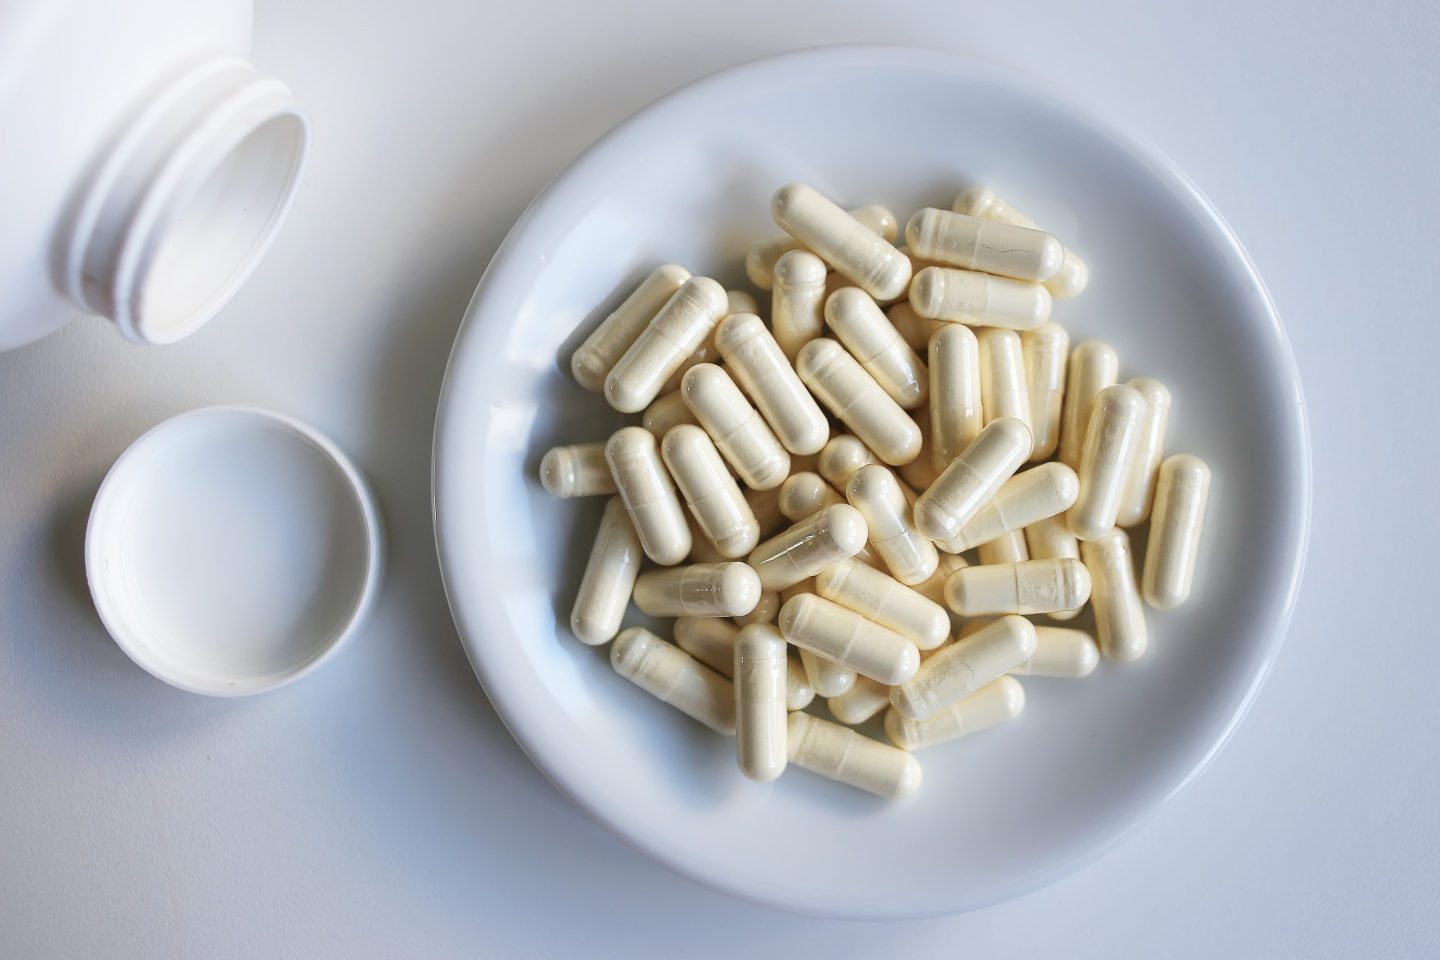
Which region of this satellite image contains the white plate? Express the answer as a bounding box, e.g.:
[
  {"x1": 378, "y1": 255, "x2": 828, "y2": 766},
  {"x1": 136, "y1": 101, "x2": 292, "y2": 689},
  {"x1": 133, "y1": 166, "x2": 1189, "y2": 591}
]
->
[{"x1": 432, "y1": 46, "x2": 1310, "y2": 917}]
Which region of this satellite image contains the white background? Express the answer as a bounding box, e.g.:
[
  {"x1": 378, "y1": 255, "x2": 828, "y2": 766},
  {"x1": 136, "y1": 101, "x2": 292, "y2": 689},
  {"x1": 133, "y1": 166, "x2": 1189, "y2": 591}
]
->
[{"x1": 2, "y1": 1, "x2": 1437, "y2": 956}]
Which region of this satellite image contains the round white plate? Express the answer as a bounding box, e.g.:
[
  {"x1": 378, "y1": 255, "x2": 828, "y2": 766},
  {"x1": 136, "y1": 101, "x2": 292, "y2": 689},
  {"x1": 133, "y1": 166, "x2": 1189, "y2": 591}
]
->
[{"x1": 432, "y1": 46, "x2": 1310, "y2": 917}]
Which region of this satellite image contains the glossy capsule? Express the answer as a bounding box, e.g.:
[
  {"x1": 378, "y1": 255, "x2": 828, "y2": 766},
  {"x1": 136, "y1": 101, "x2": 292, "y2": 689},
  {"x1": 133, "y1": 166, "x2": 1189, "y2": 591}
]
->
[
  {"x1": 606, "y1": 426, "x2": 691, "y2": 565},
  {"x1": 539, "y1": 442, "x2": 616, "y2": 498},
  {"x1": 570, "y1": 496, "x2": 644, "y2": 645},
  {"x1": 1082, "y1": 529, "x2": 1148, "y2": 662},
  {"x1": 661, "y1": 424, "x2": 760, "y2": 559},
  {"x1": 798, "y1": 339, "x2": 922, "y2": 466},
  {"x1": 780, "y1": 593, "x2": 921, "y2": 685},
  {"x1": 787, "y1": 713, "x2": 922, "y2": 799},
  {"x1": 824, "y1": 288, "x2": 928, "y2": 410},
  {"x1": 747, "y1": 503, "x2": 869, "y2": 591},
  {"x1": 908, "y1": 266, "x2": 1051, "y2": 331},
  {"x1": 1010, "y1": 626, "x2": 1099, "y2": 678},
  {"x1": 642, "y1": 389, "x2": 698, "y2": 436},
  {"x1": 771, "y1": 183, "x2": 912, "y2": 301},
  {"x1": 604, "y1": 276, "x2": 728, "y2": 413},
  {"x1": 889, "y1": 302, "x2": 946, "y2": 353},
  {"x1": 1068, "y1": 384, "x2": 1147, "y2": 540},
  {"x1": 778, "y1": 471, "x2": 845, "y2": 521},
  {"x1": 673, "y1": 618, "x2": 814, "y2": 710},
  {"x1": 770, "y1": 251, "x2": 828, "y2": 362},
  {"x1": 735, "y1": 624, "x2": 788, "y2": 782},
  {"x1": 682, "y1": 363, "x2": 790, "y2": 490},
  {"x1": 845, "y1": 464, "x2": 939, "y2": 585},
  {"x1": 904, "y1": 208, "x2": 1063, "y2": 282},
  {"x1": 1024, "y1": 515, "x2": 1083, "y2": 621},
  {"x1": 913, "y1": 418, "x2": 1033, "y2": 542},
  {"x1": 945, "y1": 558, "x2": 1091, "y2": 616},
  {"x1": 816, "y1": 558, "x2": 950, "y2": 650},
  {"x1": 1022, "y1": 321, "x2": 1070, "y2": 460},
  {"x1": 817, "y1": 434, "x2": 875, "y2": 490},
  {"x1": 890, "y1": 615, "x2": 1036, "y2": 720},
  {"x1": 611, "y1": 627, "x2": 735, "y2": 734},
  {"x1": 929, "y1": 324, "x2": 983, "y2": 472},
  {"x1": 977, "y1": 327, "x2": 1032, "y2": 432},
  {"x1": 952, "y1": 186, "x2": 1090, "y2": 299},
  {"x1": 799, "y1": 648, "x2": 857, "y2": 698},
  {"x1": 715, "y1": 312, "x2": 829, "y2": 455},
  {"x1": 828, "y1": 675, "x2": 893, "y2": 726},
  {"x1": 1143, "y1": 454, "x2": 1212, "y2": 610},
  {"x1": 977, "y1": 529, "x2": 1029, "y2": 565},
  {"x1": 1117, "y1": 378, "x2": 1173, "y2": 526},
  {"x1": 951, "y1": 462, "x2": 1080, "y2": 551},
  {"x1": 733, "y1": 590, "x2": 780, "y2": 627},
  {"x1": 632, "y1": 562, "x2": 762, "y2": 618},
  {"x1": 745, "y1": 205, "x2": 898, "y2": 290},
  {"x1": 571, "y1": 264, "x2": 692, "y2": 391},
  {"x1": 1058, "y1": 341, "x2": 1119, "y2": 469},
  {"x1": 886, "y1": 675, "x2": 1025, "y2": 750}
]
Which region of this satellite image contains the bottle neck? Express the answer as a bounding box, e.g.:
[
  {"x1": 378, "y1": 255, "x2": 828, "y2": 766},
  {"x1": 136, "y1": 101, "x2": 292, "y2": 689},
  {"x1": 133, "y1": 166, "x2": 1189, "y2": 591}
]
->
[{"x1": 61, "y1": 56, "x2": 308, "y2": 345}]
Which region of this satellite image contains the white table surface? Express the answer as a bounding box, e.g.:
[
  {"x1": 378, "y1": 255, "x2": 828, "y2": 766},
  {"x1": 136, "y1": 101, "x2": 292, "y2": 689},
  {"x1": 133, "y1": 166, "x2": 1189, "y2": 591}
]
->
[{"x1": 3, "y1": 1, "x2": 1437, "y2": 956}]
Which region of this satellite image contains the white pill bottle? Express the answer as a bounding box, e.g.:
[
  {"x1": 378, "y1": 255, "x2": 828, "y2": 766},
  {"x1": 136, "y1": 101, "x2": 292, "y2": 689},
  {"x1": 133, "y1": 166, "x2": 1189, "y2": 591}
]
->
[{"x1": 0, "y1": 0, "x2": 307, "y2": 351}]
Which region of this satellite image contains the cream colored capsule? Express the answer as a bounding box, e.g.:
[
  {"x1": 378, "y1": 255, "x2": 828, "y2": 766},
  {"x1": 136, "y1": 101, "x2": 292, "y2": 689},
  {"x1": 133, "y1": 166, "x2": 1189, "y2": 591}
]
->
[
  {"x1": 828, "y1": 675, "x2": 891, "y2": 725},
  {"x1": 685, "y1": 513, "x2": 728, "y2": 563},
  {"x1": 674, "y1": 618, "x2": 814, "y2": 709},
  {"x1": 1022, "y1": 321, "x2": 1069, "y2": 460},
  {"x1": 816, "y1": 558, "x2": 949, "y2": 650},
  {"x1": 977, "y1": 529, "x2": 1029, "y2": 565},
  {"x1": 952, "y1": 187, "x2": 1090, "y2": 299},
  {"x1": 642, "y1": 389, "x2": 698, "y2": 436},
  {"x1": 908, "y1": 266, "x2": 1050, "y2": 331},
  {"x1": 928, "y1": 324, "x2": 983, "y2": 473},
  {"x1": 1117, "y1": 378, "x2": 1173, "y2": 526},
  {"x1": 1082, "y1": 529, "x2": 1147, "y2": 662},
  {"x1": 799, "y1": 648, "x2": 857, "y2": 698},
  {"x1": 682, "y1": 363, "x2": 790, "y2": 490},
  {"x1": 1058, "y1": 341, "x2": 1119, "y2": 468},
  {"x1": 787, "y1": 712, "x2": 922, "y2": 799},
  {"x1": 611, "y1": 628, "x2": 734, "y2": 734},
  {"x1": 977, "y1": 327, "x2": 1031, "y2": 432},
  {"x1": 606, "y1": 426, "x2": 691, "y2": 565},
  {"x1": 824, "y1": 288, "x2": 928, "y2": 410},
  {"x1": 714, "y1": 312, "x2": 829, "y2": 455},
  {"x1": 771, "y1": 183, "x2": 912, "y2": 301},
  {"x1": 886, "y1": 675, "x2": 1025, "y2": 749},
  {"x1": 945, "y1": 558, "x2": 1091, "y2": 616},
  {"x1": 745, "y1": 205, "x2": 898, "y2": 290},
  {"x1": 747, "y1": 503, "x2": 869, "y2": 591},
  {"x1": 905, "y1": 208, "x2": 1063, "y2": 282},
  {"x1": 734, "y1": 590, "x2": 780, "y2": 626},
  {"x1": 898, "y1": 406, "x2": 942, "y2": 492},
  {"x1": 659, "y1": 328, "x2": 720, "y2": 396},
  {"x1": 780, "y1": 593, "x2": 920, "y2": 685},
  {"x1": 570, "y1": 496, "x2": 644, "y2": 645},
  {"x1": 605, "y1": 276, "x2": 728, "y2": 413},
  {"x1": 845, "y1": 464, "x2": 938, "y2": 585},
  {"x1": 633, "y1": 562, "x2": 762, "y2": 618},
  {"x1": 727, "y1": 289, "x2": 758, "y2": 315},
  {"x1": 1068, "y1": 384, "x2": 1147, "y2": 540},
  {"x1": 661, "y1": 424, "x2": 760, "y2": 559},
  {"x1": 1143, "y1": 454, "x2": 1211, "y2": 610},
  {"x1": 539, "y1": 442, "x2": 616, "y2": 498},
  {"x1": 913, "y1": 417, "x2": 1033, "y2": 542},
  {"x1": 915, "y1": 553, "x2": 968, "y2": 632},
  {"x1": 1011, "y1": 626, "x2": 1099, "y2": 677},
  {"x1": 735, "y1": 624, "x2": 788, "y2": 782},
  {"x1": 798, "y1": 339, "x2": 922, "y2": 466},
  {"x1": 890, "y1": 616, "x2": 1035, "y2": 720},
  {"x1": 770, "y1": 250, "x2": 829, "y2": 362},
  {"x1": 889, "y1": 302, "x2": 946, "y2": 353},
  {"x1": 818, "y1": 434, "x2": 875, "y2": 489},
  {"x1": 572, "y1": 264, "x2": 692, "y2": 391},
  {"x1": 778, "y1": 472, "x2": 844, "y2": 521},
  {"x1": 1023, "y1": 514, "x2": 1082, "y2": 620},
  {"x1": 951, "y1": 462, "x2": 1080, "y2": 551}
]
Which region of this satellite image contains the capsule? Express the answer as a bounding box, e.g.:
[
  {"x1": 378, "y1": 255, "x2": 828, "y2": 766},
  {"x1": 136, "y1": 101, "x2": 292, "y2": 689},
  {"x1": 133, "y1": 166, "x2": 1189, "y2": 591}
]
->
[
  {"x1": 571, "y1": 264, "x2": 692, "y2": 391},
  {"x1": 890, "y1": 616, "x2": 1035, "y2": 720},
  {"x1": 914, "y1": 553, "x2": 967, "y2": 632},
  {"x1": 660, "y1": 424, "x2": 759, "y2": 559},
  {"x1": 726, "y1": 289, "x2": 759, "y2": 316},
  {"x1": 815, "y1": 558, "x2": 950, "y2": 650},
  {"x1": 945, "y1": 558, "x2": 1091, "y2": 616},
  {"x1": 951, "y1": 187, "x2": 1090, "y2": 299},
  {"x1": 951, "y1": 462, "x2": 1080, "y2": 551},
  {"x1": 1058, "y1": 341, "x2": 1119, "y2": 469},
  {"x1": 538, "y1": 442, "x2": 616, "y2": 498},
  {"x1": 797, "y1": 339, "x2": 922, "y2": 466},
  {"x1": 908, "y1": 266, "x2": 1050, "y2": 331},
  {"x1": 1081, "y1": 529, "x2": 1148, "y2": 662},
  {"x1": 714, "y1": 312, "x2": 829, "y2": 455},
  {"x1": 569, "y1": 497, "x2": 644, "y2": 645},
  {"x1": 913, "y1": 418, "x2": 1033, "y2": 542},
  {"x1": 824, "y1": 288, "x2": 928, "y2": 410},
  {"x1": 1068, "y1": 384, "x2": 1147, "y2": 540},
  {"x1": 770, "y1": 251, "x2": 829, "y2": 362},
  {"x1": 799, "y1": 648, "x2": 857, "y2": 697},
  {"x1": 733, "y1": 589, "x2": 780, "y2": 626},
  {"x1": 889, "y1": 302, "x2": 946, "y2": 353},
  {"x1": 826, "y1": 675, "x2": 892, "y2": 725},
  {"x1": 744, "y1": 485, "x2": 787, "y2": 538},
  {"x1": 787, "y1": 712, "x2": 922, "y2": 798},
  {"x1": 886, "y1": 675, "x2": 1026, "y2": 750},
  {"x1": 681, "y1": 363, "x2": 790, "y2": 490},
  {"x1": 685, "y1": 513, "x2": 728, "y2": 563},
  {"x1": 771, "y1": 183, "x2": 912, "y2": 301},
  {"x1": 977, "y1": 327, "x2": 1031, "y2": 433},
  {"x1": 845, "y1": 465, "x2": 938, "y2": 585},
  {"x1": 734, "y1": 624, "x2": 788, "y2": 782},
  {"x1": 633, "y1": 562, "x2": 762, "y2": 618},
  {"x1": 977, "y1": 529, "x2": 1029, "y2": 565},
  {"x1": 674, "y1": 617, "x2": 814, "y2": 709},
  {"x1": 610, "y1": 627, "x2": 735, "y2": 734},
  {"x1": 745, "y1": 205, "x2": 898, "y2": 290},
  {"x1": 817, "y1": 434, "x2": 875, "y2": 489},
  {"x1": 1022, "y1": 321, "x2": 1069, "y2": 461},
  {"x1": 642, "y1": 389, "x2": 698, "y2": 436},
  {"x1": 1117, "y1": 378, "x2": 1173, "y2": 526},
  {"x1": 778, "y1": 471, "x2": 845, "y2": 521},
  {"x1": 897, "y1": 408, "x2": 942, "y2": 493},
  {"x1": 779, "y1": 593, "x2": 920, "y2": 685},
  {"x1": 904, "y1": 208, "x2": 1063, "y2": 282},
  {"x1": 928, "y1": 324, "x2": 983, "y2": 473},
  {"x1": 1023, "y1": 515, "x2": 1083, "y2": 621},
  {"x1": 1143, "y1": 454, "x2": 1212, "y2": 610},
  {"x1": 747, "y1": 503, "x2": 869, "y2": 591},
  {"x1": 606, "y1": 426, "x2": 691, "y2": 565},
  {"x1": 1010, "y1": 626, "x2": 1099, "y2": 677},
  {"x1": 604, "y1": 276, "x2": 728, "y2": 413},
  {"x1": 659, "y1": 328, "x2": 721, "y2": 396}
]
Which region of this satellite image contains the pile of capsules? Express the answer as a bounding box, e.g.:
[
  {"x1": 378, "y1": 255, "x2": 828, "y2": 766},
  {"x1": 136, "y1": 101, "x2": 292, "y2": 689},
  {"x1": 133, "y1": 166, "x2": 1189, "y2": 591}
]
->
[{"x1": 538, "y1": 182, "x2": 1211, "y2": 800}]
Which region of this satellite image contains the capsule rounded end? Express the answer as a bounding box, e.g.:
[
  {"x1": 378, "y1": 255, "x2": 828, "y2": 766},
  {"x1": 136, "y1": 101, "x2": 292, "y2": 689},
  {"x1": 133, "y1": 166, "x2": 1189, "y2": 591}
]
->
[
  {"x1": 745, "y1": 249, "x2": 776, "y2": 291},
  {"x1": 952, "y1": 186, "x2": 997, "y2": 217},
  {"x1": 823, "y1": 284, "x2": 870, "y2": 325},
  {"x1": 871, "y1": 250, "x2": 914, "y2": 302},
  {"x1": 912, "y1": 494, "x2": 959, "y2": 544},
  {"x1": 908, "y1": 267, "x2": 946, "y2": 319},
  {"x1": 1022, "y1": 283, "x2": 1055, "y2": 329},
  {"x1": 1162, "y1": 452, "x2": 1212, "y2": 488},
  {"x1": 714, "y1": 520, "x2": 761, "y2": 560},
  {"x1": 770, "y1": 182, "x2": 810, "y2": 225},
  {"x1": 718, "y1": 562, "x2": 764, "y2": 618},
  {"x1": 605, "y1": 424, "x2": 656, "y2": 461},
  {"x1": 570, "y1": 610, "x2": 615, "y2": 647},
  {"x1": 888, "y1": 682, "x2": 929, "y2": 722},
  {"x1": 883, "y1": 709, "x2": 914, "y2": 749},
  {"x1": 773, "y1": 249, "x2": 827, "y2": 289},
  {"x1": 795, "y1": 337, "x2": 844, "y2": 380},
  {"x1": 678, "y1": 361, "x2": 727, "y2": 407},
  {"x1": 1048, "y1": 462, "x2": 1082, "y2": 509},
  {"x1": 994, "y1": 674, "x2": 1027, "y2": 718},
  {"x1": 1073, "y1": 636, "x2": 1101, "y2": 677},
  {"x1": 570, "y1": 354, "x2": 608, "y2": 392},
  {"x1": 901, "y1": 209, "x2": 928, "y2": 252},
  {"x1": 1035, "y1": 235, "x2": 1067, "y2": 283},
  {"x1": 610, "y1": 627, "x2": 658, "y2": 673},
  {"x1": 682, "y1": 275, "x2": 731, "y2": 318},
  {"x1": 713, "y1": 312, "x2": 767, "y2": 355},
  {"x1": 1046, "y1": 249, "x2": 1089, "y2": 299},
  {"x1": 1060, "y1": 559, "x2": 1093, "y2": 611},
  {"x1": 889, "y1": 642, "x2": 922, "y2": 686},
  {"x1": 739, "y1": 751, "x2": 786, "y2": 784},
  {"x1": 1000, "y1": 614, "x2": 1039, "y2": 659},
  {"x1": 824, "y1": 504, "x2": 871, "y2": 558},
  {"x1": 917, "y1": 606, "x2": 951, "y2": 651},
  {"x1": 538, "y1": 447, "x2": 573, "y2": 497},
  {"x1": 1104, "y1": 632, "x2": 1149, "y2": 664},
  {"x1": 891, "y1": 753, "x2": 924, "y2": 799},
  {"x1": 786, "y1": 671, "x2": 817, "y2": 712},
  {"x1": 603, "y1": 371, "x2": 654, "y2": 414}
]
